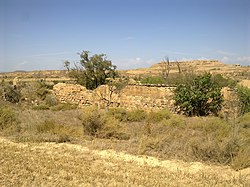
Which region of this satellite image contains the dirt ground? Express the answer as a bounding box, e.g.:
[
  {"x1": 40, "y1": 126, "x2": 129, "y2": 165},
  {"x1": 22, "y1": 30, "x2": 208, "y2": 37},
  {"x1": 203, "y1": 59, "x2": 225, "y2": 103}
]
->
[{"x1": 0, "y1": 137, "x2": 249, "y2": 186}]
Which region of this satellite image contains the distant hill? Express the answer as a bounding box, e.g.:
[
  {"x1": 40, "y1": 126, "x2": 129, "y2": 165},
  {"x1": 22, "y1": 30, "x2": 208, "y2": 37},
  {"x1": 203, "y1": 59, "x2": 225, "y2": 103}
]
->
[
  {"x1": 1, "y1": 60, "x2": 249, "y2": 81},
  {"x1": 120, "y1": 60, "x2": 250, "y2": 79}
]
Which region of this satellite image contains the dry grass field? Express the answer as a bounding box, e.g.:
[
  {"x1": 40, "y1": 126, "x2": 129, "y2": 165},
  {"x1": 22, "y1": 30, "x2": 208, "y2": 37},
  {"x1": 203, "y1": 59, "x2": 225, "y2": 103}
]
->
[
  {"x1": 0, "y1": 104, "x2": 249, "y2": 186},
  {"x1": 1, "y1": 60, "x2": 250, "y2": 186},
  {"x1": 1, "y1": 137, "x2": 249, "y2": 187}
]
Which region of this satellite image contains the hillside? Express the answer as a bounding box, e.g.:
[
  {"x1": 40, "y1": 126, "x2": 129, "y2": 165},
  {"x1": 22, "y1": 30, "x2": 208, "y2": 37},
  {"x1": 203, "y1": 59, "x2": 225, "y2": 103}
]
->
[
  {"x1": 121, "y1": 60, "x2": 250, "y2": 79},
  {"x1": 1, "y1": 60, "x2": 250, "y2": 81}
]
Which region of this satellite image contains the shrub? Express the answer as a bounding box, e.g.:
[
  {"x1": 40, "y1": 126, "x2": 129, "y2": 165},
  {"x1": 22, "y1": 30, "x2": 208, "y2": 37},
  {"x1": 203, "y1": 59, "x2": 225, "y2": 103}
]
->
[
  {"x1": 107, "y1": 108, "x2": 128, "y2": 122},
  {"x1": 188, "y1": 118, "x2": 240, "y2": 165},
  {"x1": 81, "y1": 107, "x2": 129, "y2": 139},
  {"x1": 20, "y1": 81, "x2": 51, "y2": 105},
  {"x1": 236, "y1": 85, "x2": 250, "y2": 115},
  {"x1": 3, "y1": 84, "x2": 21, "y2": 103},
  {"x1": 232, "y1": 147, "x2": 250, "y2": 170},
  {"x1": 98, "y1": 116, "x2": 129, "y2": 140},
  {"x1": 36, "y1": 119, "x2": 56, "y2": 133},
  {"x1": 127, "y1": 109, "x2": 147, "y2": 122},
  {"x1": 36, "y1": 119, "x2": 73, "y2": 143},
  {"x1": 212, "y1": 74, "x2": 238, "y2": 88},
  {"x1": 81, "y1": 108, "x2": 105, "y2": 136},
  {"x1": 174, "y1": 73, "x2": 223, "y2": 116},
  {"x1": 147, "y1": 110, "x2": 171, "y2": 123},
  {"x1": 36, "y1": 86, "x2": 49, "y2": 100},
  {"x1": 140, "y1": 76, "x2": 166, "y2": 84},
  {"x1": 162, "y1": 115, "x2": 186, "y2": 128},
  {"x1": 44, "y1": 94, "x2": 58, "y2": 107},
  {"x1": 237, "y1": 112, "x2": 250, "y2": 128},
  {"x1": 164, "y1": 73, "x2": 197, "y2": 86},
  {"x1": 0, "y1": 105, "x2": 19, "y2": 131}
]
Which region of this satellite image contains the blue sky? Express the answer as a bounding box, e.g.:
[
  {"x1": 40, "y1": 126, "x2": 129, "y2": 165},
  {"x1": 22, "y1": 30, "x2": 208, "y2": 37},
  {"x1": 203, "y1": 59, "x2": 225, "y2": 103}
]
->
[{"x1": 0, "y1": 0, "x2": 249, "y2": 72}]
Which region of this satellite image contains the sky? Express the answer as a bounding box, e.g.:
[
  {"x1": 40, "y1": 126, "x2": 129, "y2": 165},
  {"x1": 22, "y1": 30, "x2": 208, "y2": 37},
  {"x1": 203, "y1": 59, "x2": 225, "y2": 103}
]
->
[{"x1": 0, "y1": 0, "x2": 249, "y2": 72}]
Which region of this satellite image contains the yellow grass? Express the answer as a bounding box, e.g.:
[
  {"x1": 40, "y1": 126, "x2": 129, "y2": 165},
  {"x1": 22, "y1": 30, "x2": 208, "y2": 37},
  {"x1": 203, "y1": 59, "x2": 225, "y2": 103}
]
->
[{"x1": 0, "y1": 137, "x2": 249, "y2": 186}]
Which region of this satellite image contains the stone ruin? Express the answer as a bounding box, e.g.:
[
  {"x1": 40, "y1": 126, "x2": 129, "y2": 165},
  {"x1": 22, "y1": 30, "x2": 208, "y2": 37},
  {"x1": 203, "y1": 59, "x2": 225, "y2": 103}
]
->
[
  {"x1": 53, "y1": 83, "x2": 239, "y2": 118},
  {"x1": 53, "y1": 83, "x2": 176, "y2": 111}
]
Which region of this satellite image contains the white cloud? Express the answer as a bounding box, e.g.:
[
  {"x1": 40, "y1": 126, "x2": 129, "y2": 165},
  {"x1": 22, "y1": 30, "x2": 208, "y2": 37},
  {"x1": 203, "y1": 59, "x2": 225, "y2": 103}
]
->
[
  {"x1": 220, "y1": 56, "x2": 250, "y2": 65},
  {"x1": 221, "y1": 56, "x2": 230, "y2": 62},
  {"x1": 236, "y1": 56, "x2": 250, "y2": 63},
  {"x1": 114, "y1": 57, "x2": 157, "y2": 69},
  {"x1": 198, "y1": 57, "x2": 209, "y2": 60},
  {"x1": 135, "y1": 57, "x2": 141, "y2": 61},
  {"x1": 179, "y1": 57, "x2": 194, "y2": 61},
  {"x1": 19, "y1": 60, "x2": 29, "y2": 65},
  {"x1": 216, "y1": 50, "x2": 238, "y2": 56}
]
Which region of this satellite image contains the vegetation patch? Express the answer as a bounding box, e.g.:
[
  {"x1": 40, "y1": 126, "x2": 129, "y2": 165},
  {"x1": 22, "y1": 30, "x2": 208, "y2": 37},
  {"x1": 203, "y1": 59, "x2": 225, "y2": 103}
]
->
[{"x1": 174, "y1": 73, "x2": 223, "y2": 116}]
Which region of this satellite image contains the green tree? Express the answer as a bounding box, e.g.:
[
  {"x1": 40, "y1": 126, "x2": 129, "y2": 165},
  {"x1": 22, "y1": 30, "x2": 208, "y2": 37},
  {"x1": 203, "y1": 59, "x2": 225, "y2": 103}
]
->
[
  {"x1": 236, "y1": 85, "x2": 250, "y2": 115},
  {"x1": 66, "y1": 51, "x2": 118, "y2": 90},
  {"x1": 174, "y1": 73, "x2": 223, "y2": 116}
]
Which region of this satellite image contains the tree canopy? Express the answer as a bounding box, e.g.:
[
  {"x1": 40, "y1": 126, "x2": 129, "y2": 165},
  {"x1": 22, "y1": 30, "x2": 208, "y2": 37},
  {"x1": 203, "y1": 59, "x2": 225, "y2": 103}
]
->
[{"x1": 65, "y1": 51, "x2": 118, "y2": 90}]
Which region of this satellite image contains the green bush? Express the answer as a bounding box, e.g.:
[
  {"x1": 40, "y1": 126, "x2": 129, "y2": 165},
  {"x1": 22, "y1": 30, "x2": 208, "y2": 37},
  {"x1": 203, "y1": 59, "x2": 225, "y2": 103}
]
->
[
  {"x1": 36, "y1": 86, "x2": 49, "y2": 100},
  {"x1": 174, "y1": 73, "x2": 223, "y2": 116},
  {"x1": 165, "y1": 73, "x2": 197, "y2": 86},
  {"x1": 212, "y1": 74, "x2": 238, "y2": 88},
  {"x1": 3, "y1": 84, "x2": 21, "y2": 103},
  {"x1": 140, "y1": 76, "x2": 166, "y2": 84},
  {"x1": 236, "y1": 85, "x2": 250, "y2": 115}
]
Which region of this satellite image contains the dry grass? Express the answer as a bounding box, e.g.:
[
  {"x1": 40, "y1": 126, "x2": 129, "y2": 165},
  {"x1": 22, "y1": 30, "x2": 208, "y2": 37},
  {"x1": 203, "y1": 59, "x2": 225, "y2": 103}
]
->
[
  {"x1": 1, "y1": 103, "x2": 249, "y2": 169},
  {"x1": 0, "y1": 100, "x2": 249, "y2": 186},
  {"x1": 0, "y1": 137, "x2": 249, "y2": 187}
]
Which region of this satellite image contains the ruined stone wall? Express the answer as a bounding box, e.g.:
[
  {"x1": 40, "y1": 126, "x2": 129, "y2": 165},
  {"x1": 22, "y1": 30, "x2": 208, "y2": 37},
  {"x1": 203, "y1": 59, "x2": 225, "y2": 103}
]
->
[
  {"x1": 53, "y1": 83, "x2": 238, "y2": 116},
  {"x1": 53, "y1": 83, "x2": 175, "y2": 111}
]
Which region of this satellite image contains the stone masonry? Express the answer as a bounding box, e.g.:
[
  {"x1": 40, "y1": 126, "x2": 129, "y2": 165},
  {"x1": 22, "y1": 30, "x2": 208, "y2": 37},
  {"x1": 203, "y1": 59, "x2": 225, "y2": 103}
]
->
[
  {"x1": 53, "y1": 83, "x2": 175, "y2": 111},
  {"x1": 53, "y1": 83, "x2": 238, "y2": 116}
]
